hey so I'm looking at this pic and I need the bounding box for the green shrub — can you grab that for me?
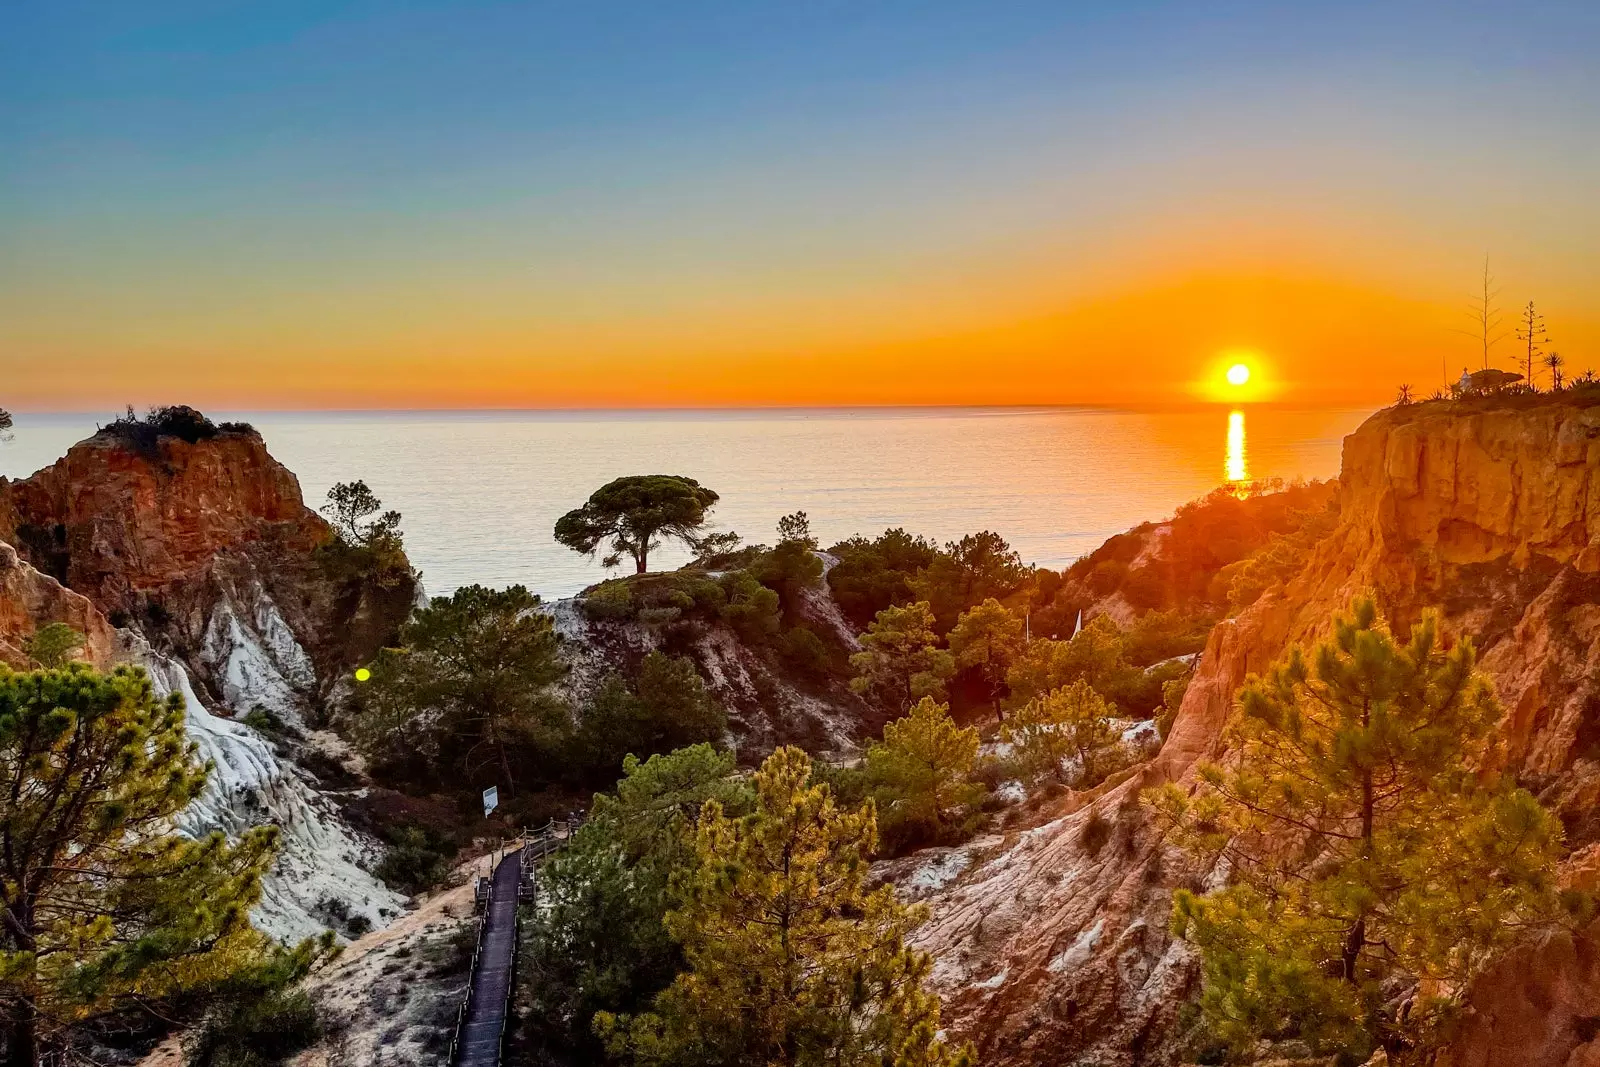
[374,825,454,894]
[1079,808,1111,857]
[718,571,780,640]
[778,624,831,677]
[636,606,682,627]
[1157,673,1191,740]
[573,653,727,780]
[185,989,321,1067]
[581,579,636,620]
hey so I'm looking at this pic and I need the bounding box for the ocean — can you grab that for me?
[1,407,1371,599]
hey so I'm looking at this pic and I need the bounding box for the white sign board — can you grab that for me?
[482,786,499,818]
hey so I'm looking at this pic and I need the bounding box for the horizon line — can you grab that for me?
[6,399,1384,417]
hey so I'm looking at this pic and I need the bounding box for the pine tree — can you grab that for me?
[849,602,956,710]
[907,531,1027,633]
[0,663,317,1066]
[523,745,748,1062]
[597,746,974,1067]
[947,599,1023,722]
[1004,614,1133,707]
[357,584,568,796]
[1002,679,1121,786]
[866,698,987,848]
[1147,599,1568,1061]
[20,625,83,670]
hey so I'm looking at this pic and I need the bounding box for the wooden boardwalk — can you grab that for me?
[451,848,522,1067]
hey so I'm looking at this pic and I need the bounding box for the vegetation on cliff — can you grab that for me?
[865,698,988,853]
[356,583,570,797]
[1149,599,1574,1062]
[595,746,974,1067]
[96,405,258,457]
[318,480,414,591]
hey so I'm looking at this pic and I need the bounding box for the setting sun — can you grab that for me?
[1226,363,1252,387]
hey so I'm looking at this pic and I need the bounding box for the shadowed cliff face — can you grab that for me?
[0,542,118,668]
[912,395,1600,1067]
[0,427,416,713]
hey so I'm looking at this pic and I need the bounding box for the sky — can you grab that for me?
[2,1,1597,410]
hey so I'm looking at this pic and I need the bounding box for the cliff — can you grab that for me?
[911,394,1600,1066]
[0,541,118,668]
[0,418,417,942]
[0,424,416,718]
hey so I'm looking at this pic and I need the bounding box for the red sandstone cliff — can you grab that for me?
[912,394,1600,1066]
[0,422,416,713]
[0,428,323,604]
[0,541,117,669]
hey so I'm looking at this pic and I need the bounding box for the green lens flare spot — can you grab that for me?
[354,667,372,683]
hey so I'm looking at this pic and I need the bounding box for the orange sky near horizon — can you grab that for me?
[7,255,1595,412]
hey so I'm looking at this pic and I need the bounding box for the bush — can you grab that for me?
[241,707,287,737]
[718,571,780,640]
[809,758,870,810]
[1079,808,1112,857]
[374,824,455,894]
[825,529,940,628]
[778,624,831,677]
[573,653,728,780]
[99,404,255,458]
[636,606,682,627]
[582,579,636,620]
[185,989,321,1067]
[1157,673,1191,740]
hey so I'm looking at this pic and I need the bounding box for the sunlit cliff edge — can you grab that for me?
[911,392,1600,1067]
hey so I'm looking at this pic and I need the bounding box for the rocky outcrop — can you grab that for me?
[0,426,416,718]
[0,541,118,668]
[137,639,404,942]
[552,553,876,759]
[913,395,1600,1066]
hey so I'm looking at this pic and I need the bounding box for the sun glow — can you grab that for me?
[1195,351,1274,403]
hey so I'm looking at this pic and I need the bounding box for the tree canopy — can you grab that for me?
[947,599,1024,720]
[356,584,567,796]
[522,744,748,1063]
[866,698,986,852]
[0,663,323,1065]
[575,653,727,779]
[1148,599,1569,1061]
[849,602,955,711]
[555,476,720,574]
[319,480,410,588]
[1002,679,1121,786]
[908,531,1028,633]
[597,746,973,1067]
[20,625,83,671]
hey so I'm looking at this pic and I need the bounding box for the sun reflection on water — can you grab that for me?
[1226,410,1248,483]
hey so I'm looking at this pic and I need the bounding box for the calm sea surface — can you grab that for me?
[1,408,1371,599]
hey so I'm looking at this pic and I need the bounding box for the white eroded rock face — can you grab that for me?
[200,572,319,726]
[135,635,403,944]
